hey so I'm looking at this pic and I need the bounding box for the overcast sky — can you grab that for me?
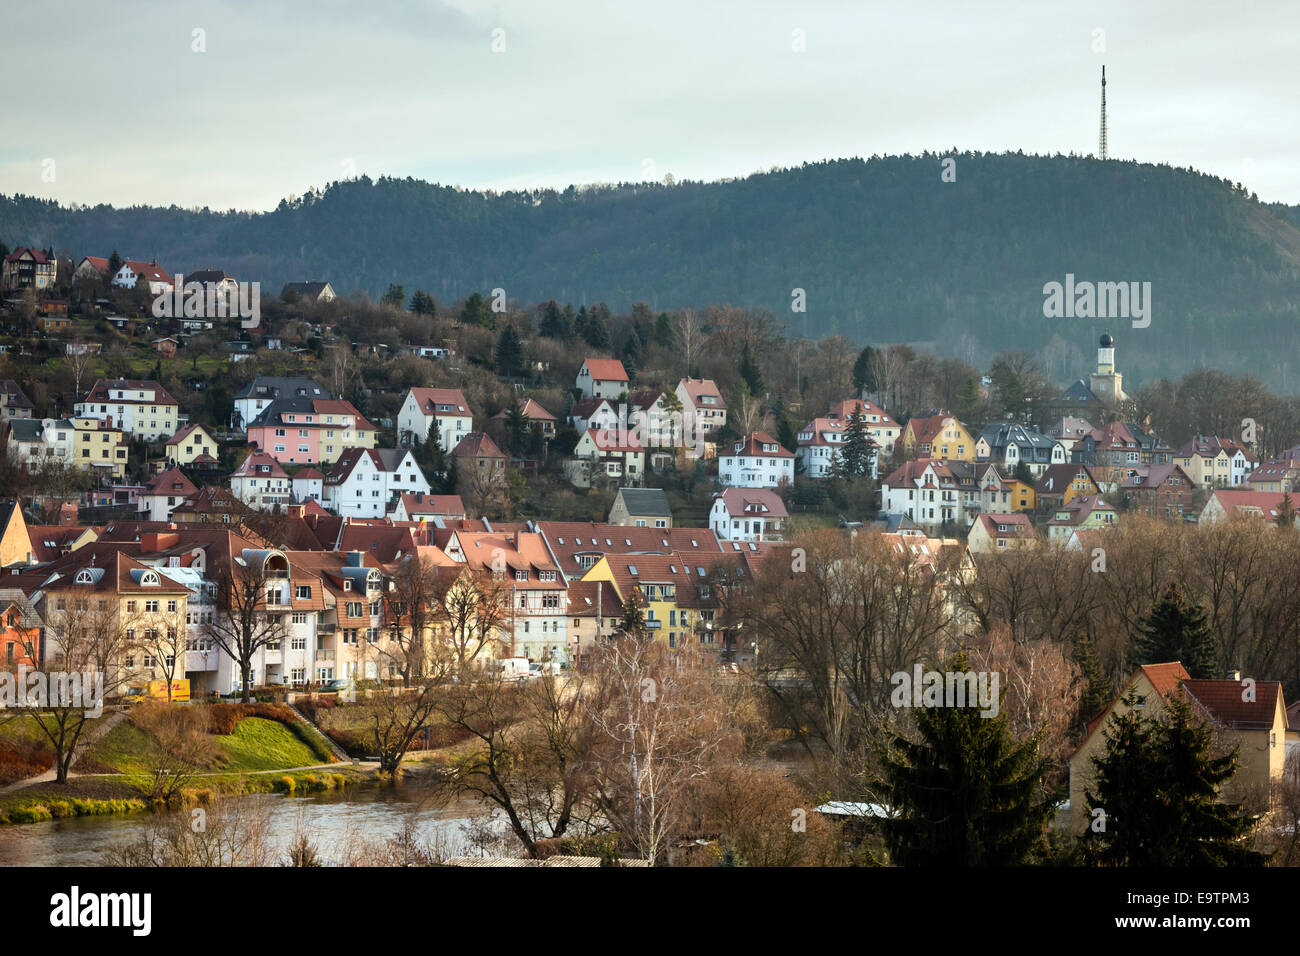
[2,0,1296,210]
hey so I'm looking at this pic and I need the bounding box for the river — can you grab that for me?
[0,783,502,867]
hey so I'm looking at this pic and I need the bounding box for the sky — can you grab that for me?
[1,0,1296,210]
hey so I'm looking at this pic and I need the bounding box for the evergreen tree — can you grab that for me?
[615,590,648,640]
[411,430,447,488]
[1072,632,1112,724]
[382,284,405,309]
[955,377,981,423]
[839,410,874,479]
[460,292,495,329]
[1277,491,1295,528]
[1013,460,1033,485]
[875,653,1053,865]
[108,250,123,275]
[1132,584,1219,679]
[653,312,674,348]
[582,309,611,350]
[495,324,523,377]
[739,343,764,396]
[1083,693,1266,866]
[538,300,570,339]
[408,290,436,315]
[852,346,877,395]
[621,327,644,377]
[777,417,798,457]
[504,401,530,454]
[574,305,590,342]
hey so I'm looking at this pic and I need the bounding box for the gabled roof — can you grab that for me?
[122,260,173,284]
[677,378,725,409]
[570,397,616,421]
[453,431,504,459]
[407,387,472,417]
[4,247,53,264]
[566,579,625,618]
[828,398,896,427]
[581,358,629,381]
[79,379,178,406]
[582,428,644,454]
[725,431,794,459]
[186,269,236,284]
[232,450,289,479]
[1118,463,1191,490]
[234,377,333,402]
[882,458,953,489]
[1048,416,1093,440]
[713,488,788,519]
[1034,463,1096,497]
[77,256,110,274]
[1059,379,1100,404]
[972,513,1035,539]
[614,487,672,518]
[1177,434,1256,462]
[0,379,33,409]
[534,521,721,577]
[492,397,556,423]
[165,422,214,447]
[396,492,466,518]
[1204,489,1296,520]
[143,466,198,498]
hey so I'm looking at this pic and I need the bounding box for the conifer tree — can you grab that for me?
[1132,584,1219,679]
[739,343,764,396]
[839,410,874,479]
[852,346,876,395]
[1072,632,1112,724]
[1083,693,1266,865]
[874,653,1053,865]
[495,324,523,377]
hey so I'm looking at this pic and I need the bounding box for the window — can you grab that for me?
[145,600,159,614]
[167,600,177,613]
[296,585,311,599]
[292,634,306,650]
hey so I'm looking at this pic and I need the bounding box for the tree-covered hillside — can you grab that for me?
[4,152,1300,387]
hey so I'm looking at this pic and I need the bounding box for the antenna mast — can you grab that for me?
[1098,65,1108,160]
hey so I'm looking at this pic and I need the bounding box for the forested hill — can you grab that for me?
[4,152,1300,387]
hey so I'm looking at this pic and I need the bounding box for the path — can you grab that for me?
[0,709,128,795]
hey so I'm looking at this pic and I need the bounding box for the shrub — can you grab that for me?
[9,804,52,824]
[275,775,296,794]
[207,702,300,735]
[0,739,54,785]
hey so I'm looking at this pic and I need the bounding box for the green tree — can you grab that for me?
[1132,584,1219,679]
[538,300,570,339]
[409,290,436,315]
[653,312,674,348]
[1082,693,1266,866]
[1072,632,1112,725]
[460,292,495,329]
[838,410,874,479]
[874,653,1054,865]
[496,324,524,377]
[852,346,876,395]
[382,284,406,309]
[739,343,764,396]
[621,328,644,377]
[108,250,123,275]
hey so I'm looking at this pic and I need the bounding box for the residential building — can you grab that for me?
[0,380,34,422]
[1,247,57,291]
[491,397,557,438]
[323,448,431,519]
[392,492,467,523]
[138,467,199,521]
[829,398,900,457]
[112,259,174,296]
[901,412,977,461]
[1045,494,1117,543]
[397,387,474,451]
[71,256,111,285]
[608,487,673,528]
[232,377,334,432]
[709,488,787,542]
[1199,489,1300,527]
[246,396,377,465]
[1046,416,1094,454]
[976,422,1066,478]
[675,378,727,448]
[569,398,620,435]
[75,379,179,441]
[0,589,41,668]
[570,428,645,487]
[565,579,624,664]
[880,458,965,532]
[1176,435,1256,489]
[280,281,336,304]
[164,423,220,468]
[1034,463,1100,514]
[1116,463,1198,519]
[576,358,630,400]
[230,450,292,510]
[966,513,1037,554]
[1069,662,1287,831]
[718,431,795,489]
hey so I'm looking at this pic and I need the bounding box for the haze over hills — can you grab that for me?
[4,152,1300,390]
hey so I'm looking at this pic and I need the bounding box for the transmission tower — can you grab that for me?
[1098,65,1108,160]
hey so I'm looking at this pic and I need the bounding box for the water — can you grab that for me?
[0,783,499,867]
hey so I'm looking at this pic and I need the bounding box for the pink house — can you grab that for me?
[245,396,378,465]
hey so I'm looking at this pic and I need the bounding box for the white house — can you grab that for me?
[397,387,473,451]
[112,259,174,296]
[291,467,324,503]
[391,492,467,523]
[75,378,179,441]
[322,448,431,518]
[570,429,645,487]
[880,458,970,532]
[138,466,199,522]
[719,431,795,489]
[576,359,629,400]
[229,450,293,510]
[709,488,788,543]
[675,378,727,446]
[231,377,333,432]
[569,397,621,435]
[975,423,1067,478]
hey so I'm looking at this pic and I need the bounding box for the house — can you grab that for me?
[397,387,474,451]
[1068,662,1288,831]
[75,379,180,441]
[718,431,795,489]
[966,513,1037,554]
[36,314,71,332]
[1072,420,1174,486]
[322,448,431,519]
[112,259,174,296]
[880,458,965,532]
[232,377,334,432]
[569,397,620,435]
[0,589,42,668]
[1045,494,1117,543]
[796,415,879,479]
[564,579,624,664]
[67,416,129,479]
[138,467,200,521]
[245,396,377,465]
[675,378,727,448]
[185,269,239,299]
[290,467,324,504]
[901,412,977,462]
[391,492,467,524]
[1046,416,1094,454]
[229,450,292,510]
[709,488,788,543]
[1033,463,1100,513]
[281,281,336,304]
[581,552,714,651]
[1116,463,1198,519]
[1176,435,1257,489]
[1199,489,1300,527]
[1047,333,1129,421]
[531,521,723,578]
[1245,457,1300,494]
[0,380,34,422]
[570,428,645,487]
[828,398,900,457]
[976,423,1066,478]
[6,416,128,478]
[71,256,111,285]
[151,337,180,358]
[1,247,57,291]
[576,358,630,400]
[491,397,557,438]
[164,423,219,468]
[608,487,673,528]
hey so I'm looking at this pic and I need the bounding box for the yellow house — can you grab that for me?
[70,416,129,480]
[165,423,220,467]
[1005,478,1035,512]
[1034,463,1098,513]
[582,553,698,649]
[902,413,977,462]
[1068,662,1288,832]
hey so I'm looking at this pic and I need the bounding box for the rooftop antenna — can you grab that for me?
[1098,65,1108,160]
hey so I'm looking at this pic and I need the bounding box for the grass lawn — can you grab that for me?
[213,717,321,772]
[76,721,153,775]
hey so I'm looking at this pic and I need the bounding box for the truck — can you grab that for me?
[494,657,532,681]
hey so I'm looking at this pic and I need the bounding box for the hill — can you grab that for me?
[4,152,1300,386]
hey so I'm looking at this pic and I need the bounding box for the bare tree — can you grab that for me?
[440,570,512,672]
[671,308,703,377]
[204,553,288,702]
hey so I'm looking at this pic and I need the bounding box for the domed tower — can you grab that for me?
[1091,332,1125,406]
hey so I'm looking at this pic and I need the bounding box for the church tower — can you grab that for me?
[1090,332,1125,406]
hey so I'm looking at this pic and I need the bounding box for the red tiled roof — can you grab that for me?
[714,488,788,519]
[123,260,173,284]
[582,359,628,382]
[726,431,794,459]
[453,431,505,459]
[408,387,472,417]
[677,378,725,409]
